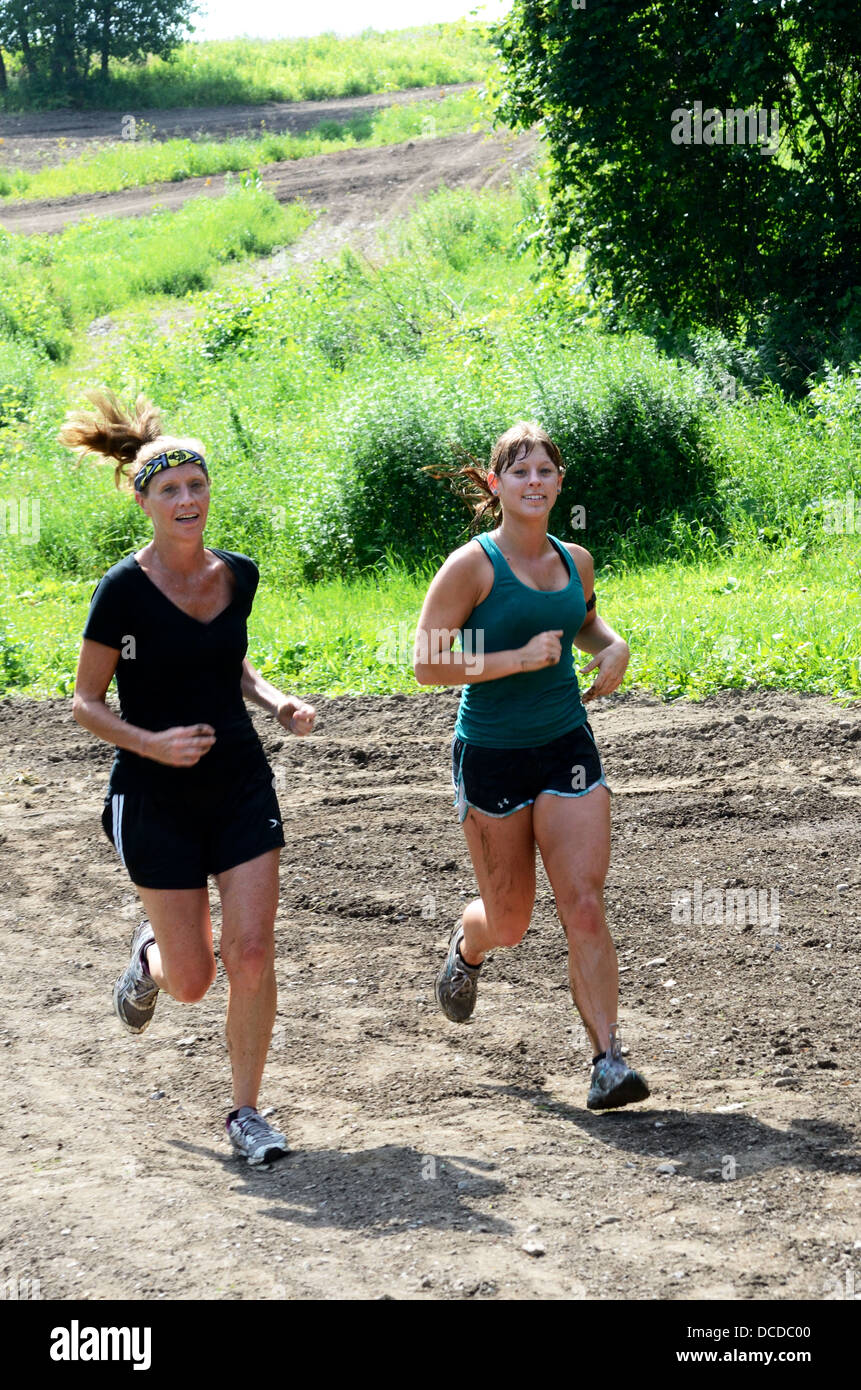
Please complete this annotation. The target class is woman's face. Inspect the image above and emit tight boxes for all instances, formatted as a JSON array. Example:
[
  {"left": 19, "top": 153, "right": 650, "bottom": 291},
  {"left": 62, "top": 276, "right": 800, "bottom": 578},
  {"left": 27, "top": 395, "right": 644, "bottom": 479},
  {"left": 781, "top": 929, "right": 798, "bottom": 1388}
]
[
  {"left": 137, "top": 463, "right": 210, "bottom": 540},
  {"left": 488, "top": 443, "right": 562, "bottom": 520}
]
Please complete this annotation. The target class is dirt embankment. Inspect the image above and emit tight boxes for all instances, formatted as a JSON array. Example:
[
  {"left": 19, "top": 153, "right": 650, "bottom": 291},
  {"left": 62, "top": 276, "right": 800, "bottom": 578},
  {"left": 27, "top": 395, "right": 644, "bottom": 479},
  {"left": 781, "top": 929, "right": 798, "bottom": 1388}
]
[{"left": 0, "top": 84, "right": 537, "bottom": 244}]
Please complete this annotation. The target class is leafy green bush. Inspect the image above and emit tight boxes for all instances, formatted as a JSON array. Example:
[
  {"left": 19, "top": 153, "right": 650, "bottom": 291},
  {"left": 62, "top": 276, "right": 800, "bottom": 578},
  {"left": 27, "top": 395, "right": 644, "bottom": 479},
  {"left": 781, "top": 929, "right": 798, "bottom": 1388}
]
[
  {"left": 0, "top": 189, "right": 311, "bottom": 357},
  {"left": 337, "top": 354, "right": 718, "bottom": 569},
  {"left": 338, "top": 383, "right": 483, "bottom": 568},
  {"left": 0, "top": 335, "right": 42, "bottom": 425},
  {"left": 534, "top": 367, "right": 718, "bottom": 539}
]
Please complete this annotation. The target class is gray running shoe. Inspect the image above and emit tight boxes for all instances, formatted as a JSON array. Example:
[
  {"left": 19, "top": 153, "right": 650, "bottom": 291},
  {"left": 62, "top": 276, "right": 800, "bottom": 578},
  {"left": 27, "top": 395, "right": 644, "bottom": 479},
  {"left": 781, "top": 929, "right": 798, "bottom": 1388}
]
[
  {"left": 587, "top": 1026, "right": 650, "bottom": 1110},
  {"left": 112, "top": 920, "right": 159, "bottom": 1035},
  {"left": 435, "top": 923, "right": 482, "bottom": 1023},
  {"left": 227, "top": 1107, "right": 289, "bottom": 1166}
]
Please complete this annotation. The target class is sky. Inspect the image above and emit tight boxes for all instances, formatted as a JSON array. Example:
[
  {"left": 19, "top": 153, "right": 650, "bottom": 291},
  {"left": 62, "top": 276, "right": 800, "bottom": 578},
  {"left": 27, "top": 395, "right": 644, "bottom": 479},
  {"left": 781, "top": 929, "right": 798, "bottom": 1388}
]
[{"left": 192, "top": 1, "right": 512, "bottom": 41}]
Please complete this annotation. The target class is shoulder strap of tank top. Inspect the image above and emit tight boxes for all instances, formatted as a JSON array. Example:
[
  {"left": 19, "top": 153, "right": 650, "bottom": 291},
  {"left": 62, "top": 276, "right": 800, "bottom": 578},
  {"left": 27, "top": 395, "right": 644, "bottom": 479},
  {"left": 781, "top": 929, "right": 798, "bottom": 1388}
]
[
  {"left": 547, "top": 533, "right": 577, "bottom": 581},
  {"left": 474, "top": 531, "right": 506, "bottom": 574}
]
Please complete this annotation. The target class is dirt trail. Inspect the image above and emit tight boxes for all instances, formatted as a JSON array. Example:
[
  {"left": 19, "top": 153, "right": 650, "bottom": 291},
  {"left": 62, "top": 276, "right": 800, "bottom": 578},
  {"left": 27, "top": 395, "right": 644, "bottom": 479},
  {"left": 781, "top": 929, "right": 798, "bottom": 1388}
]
[
  {"left": 0, "top": 83, "right": 477, "bottom": 168},
  {"left": 0, "top": 80, "right": 537, "bottom": 248},
  {"left": 0, "top": 128, "right": 537, "bottom": 242},
  {"left": 1, "top": 689, "right": 859, "bottom": 1301}
]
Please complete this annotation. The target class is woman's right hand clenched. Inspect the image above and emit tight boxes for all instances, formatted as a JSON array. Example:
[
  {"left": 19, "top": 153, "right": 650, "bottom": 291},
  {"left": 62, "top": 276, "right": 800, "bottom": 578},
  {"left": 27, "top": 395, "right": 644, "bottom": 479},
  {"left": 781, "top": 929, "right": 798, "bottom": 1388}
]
[
  {"left": 518, "top": 630, "right": 563, "bottom": 671},
  {"left": 145, "top": 724, "right": 216, "bottom": 766}
]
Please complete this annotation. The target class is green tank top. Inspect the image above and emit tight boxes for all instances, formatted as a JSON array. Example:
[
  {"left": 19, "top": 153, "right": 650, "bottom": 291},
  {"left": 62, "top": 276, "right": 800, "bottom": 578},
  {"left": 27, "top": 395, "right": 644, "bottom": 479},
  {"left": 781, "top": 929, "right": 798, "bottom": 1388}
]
[{"left": 454, "top": 532, "right": 588, "bottom": 748}]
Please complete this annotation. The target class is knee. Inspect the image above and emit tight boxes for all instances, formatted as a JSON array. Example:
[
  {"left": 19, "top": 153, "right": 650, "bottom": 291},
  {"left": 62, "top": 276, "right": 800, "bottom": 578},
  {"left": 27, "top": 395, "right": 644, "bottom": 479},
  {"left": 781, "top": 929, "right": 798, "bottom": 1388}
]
[
  {"left": 221, "top": 935, "right": 274, "bottom": 988},
  {"left": 558, "top": 886, "right": 605, "bottom": 938},
  {"left": 487, "top": 913, "right": 531, "bottom": 949},
  {"left": 168, "top": 958, "right": 216, "bottom": 1004}
]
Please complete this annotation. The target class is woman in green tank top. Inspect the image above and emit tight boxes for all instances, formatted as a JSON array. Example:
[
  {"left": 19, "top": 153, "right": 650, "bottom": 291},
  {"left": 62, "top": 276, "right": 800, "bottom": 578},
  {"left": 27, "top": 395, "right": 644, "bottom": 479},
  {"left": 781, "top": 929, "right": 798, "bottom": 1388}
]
[{"left": 415, "top": 421, "right": 650, "bottom": 1112}]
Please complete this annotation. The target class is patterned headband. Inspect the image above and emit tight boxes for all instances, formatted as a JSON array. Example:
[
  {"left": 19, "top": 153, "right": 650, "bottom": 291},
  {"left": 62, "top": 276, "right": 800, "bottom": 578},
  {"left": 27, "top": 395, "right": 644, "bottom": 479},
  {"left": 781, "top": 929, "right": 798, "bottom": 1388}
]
[{"left": 134, "top": 447, "right": 209, "bottom": 493}]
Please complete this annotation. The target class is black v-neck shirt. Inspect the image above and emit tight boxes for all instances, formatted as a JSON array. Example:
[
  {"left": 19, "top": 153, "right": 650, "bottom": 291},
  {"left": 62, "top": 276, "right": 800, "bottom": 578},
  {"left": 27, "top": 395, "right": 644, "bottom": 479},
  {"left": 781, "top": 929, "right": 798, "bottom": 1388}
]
[{"left": 83, "top": 548, "right": 268, "bottom": 799}]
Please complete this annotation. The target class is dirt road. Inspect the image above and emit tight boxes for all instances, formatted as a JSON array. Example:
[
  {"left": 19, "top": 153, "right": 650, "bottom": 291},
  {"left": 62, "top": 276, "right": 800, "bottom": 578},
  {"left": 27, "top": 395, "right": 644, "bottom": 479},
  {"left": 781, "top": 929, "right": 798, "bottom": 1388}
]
[
  {"left": 0, "top": 127, "right": 537, "bottom": 241},
  {"left": 0, "top": 80, "right": 537, "bottom": 247},
  {"left": 0, "top": 83, "right": 477, "bottom": 170},
  {"left": 1, "top": 689, "right": 859, "bottom": 1301}
]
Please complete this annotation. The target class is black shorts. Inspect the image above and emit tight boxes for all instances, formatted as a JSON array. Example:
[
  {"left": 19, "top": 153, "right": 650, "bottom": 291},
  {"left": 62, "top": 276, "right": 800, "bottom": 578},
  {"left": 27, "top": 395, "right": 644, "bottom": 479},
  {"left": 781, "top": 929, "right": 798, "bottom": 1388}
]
[
  {"left": 101, "top": 764, "right": 285, "bottom": 890},
  {"left": 451, "top": 722, "right": 608, "bottom": 824}
]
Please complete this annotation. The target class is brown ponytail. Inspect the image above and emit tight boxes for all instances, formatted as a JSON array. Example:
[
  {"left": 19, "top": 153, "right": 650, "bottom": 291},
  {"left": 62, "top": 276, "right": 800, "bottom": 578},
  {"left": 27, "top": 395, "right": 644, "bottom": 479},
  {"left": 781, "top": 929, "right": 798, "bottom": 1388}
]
[
  {"left": 428, "top": 420, "right": 564, "bottom": 531},
  {"left": 58, "top": 390, "right": 205, "bottom": 494}
]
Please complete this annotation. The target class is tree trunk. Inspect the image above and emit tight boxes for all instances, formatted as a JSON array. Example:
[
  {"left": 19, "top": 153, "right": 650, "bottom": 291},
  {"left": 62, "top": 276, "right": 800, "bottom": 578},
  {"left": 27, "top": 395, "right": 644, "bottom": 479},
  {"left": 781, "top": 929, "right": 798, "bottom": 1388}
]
[
  {"left": 18, "top": 25, "right": 38, "bottom": 81},
  {"left": 101, "top": 2, "right": 112, "bottom": 79},
  {"left": 53, "top": 7, "right": 79, "bottom": 92},
  {"left": 0, "top": 48, "right": 7, "bottom": 93}
]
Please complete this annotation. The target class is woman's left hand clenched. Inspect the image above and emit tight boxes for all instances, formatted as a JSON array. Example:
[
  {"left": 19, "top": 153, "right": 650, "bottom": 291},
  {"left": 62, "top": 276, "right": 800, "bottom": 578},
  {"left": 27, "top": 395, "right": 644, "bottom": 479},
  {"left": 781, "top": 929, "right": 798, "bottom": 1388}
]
[
  {"left": 580, "top": 640, "right": 630, "bottom": 703},
  {"left": 277, "top": 698, "right": 317, "bottom": 736}
]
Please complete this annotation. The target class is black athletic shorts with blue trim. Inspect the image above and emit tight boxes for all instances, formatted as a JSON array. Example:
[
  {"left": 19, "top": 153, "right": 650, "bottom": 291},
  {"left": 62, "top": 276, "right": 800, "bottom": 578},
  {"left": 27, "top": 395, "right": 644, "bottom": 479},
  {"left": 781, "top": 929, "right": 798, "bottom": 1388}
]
[
  {"left": 101, "top": 761, "right": 285, "bottom": 890},
  {"left": 451, "top": 721, "right": 608, "bottom": 824}
]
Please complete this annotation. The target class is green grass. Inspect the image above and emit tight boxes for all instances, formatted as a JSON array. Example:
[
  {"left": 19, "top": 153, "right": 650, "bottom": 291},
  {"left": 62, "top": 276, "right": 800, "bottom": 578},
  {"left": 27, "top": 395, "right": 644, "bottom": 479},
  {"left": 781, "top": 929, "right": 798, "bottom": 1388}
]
[
  {"left": 0, "top": 91, "right": 490, "bottom": 202},
  {"left": 616, "top": 543, "right": 861, "bottom": 701},
  {"left": 0, "top": 24, "right": 495, "bottom": 112},
  {"left": 2, "top": 544, "right": 858, "bottom": 701},
  {"left": 0, "top": 181, "right": 313, "bottom": 359}
]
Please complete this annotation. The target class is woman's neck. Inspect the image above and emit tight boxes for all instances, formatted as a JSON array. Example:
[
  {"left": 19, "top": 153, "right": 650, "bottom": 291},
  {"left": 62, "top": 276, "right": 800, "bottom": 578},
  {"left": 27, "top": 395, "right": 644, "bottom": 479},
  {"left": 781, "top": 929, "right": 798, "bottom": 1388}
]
[
  {"left": 495, "top": 516, "right": 551, "bottom": 559},
  {"left": 140, "top": 537, "right": 209, "bottom": 579}
]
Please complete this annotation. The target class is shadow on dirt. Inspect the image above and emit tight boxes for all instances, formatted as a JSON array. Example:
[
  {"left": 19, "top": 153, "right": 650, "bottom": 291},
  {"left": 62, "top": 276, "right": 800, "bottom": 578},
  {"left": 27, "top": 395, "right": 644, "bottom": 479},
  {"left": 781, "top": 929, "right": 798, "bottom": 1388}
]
[
  {"left": 167, "top": 1139, "right": 512, "bottom": 1235},
  {"left": 486, "top": 1084, "right": 859, "bottom": 1181}
]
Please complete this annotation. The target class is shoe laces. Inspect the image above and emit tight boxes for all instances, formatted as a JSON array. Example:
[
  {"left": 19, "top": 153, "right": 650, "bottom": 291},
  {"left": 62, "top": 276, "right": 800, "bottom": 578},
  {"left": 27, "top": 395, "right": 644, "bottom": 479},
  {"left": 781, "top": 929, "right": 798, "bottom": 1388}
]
[
  {"left": 233, "top": 1109, "right": 277, "bottom": 1144},
  {"left": 449, "top": 943, "right": 479, "bottom": 997},
  {"left": 128, "top": 958, "right": 157, "bottom": 1002}
]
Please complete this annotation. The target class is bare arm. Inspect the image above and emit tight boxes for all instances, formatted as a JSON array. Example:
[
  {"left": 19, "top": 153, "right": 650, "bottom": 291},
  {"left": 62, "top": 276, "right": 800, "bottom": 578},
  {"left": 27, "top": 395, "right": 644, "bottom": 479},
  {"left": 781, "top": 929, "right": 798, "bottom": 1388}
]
[
  {"left": 73, "top": 638, "right": 155, "bottom": 756},
  {"left": 566, "top": 544, "right": 630, "bottom": 702},
  {"left": 413, "top": 543, "right": 566, "bottom": 686},
  {"left": 241, "top": 658, "right": 316, "bottom": 735}
]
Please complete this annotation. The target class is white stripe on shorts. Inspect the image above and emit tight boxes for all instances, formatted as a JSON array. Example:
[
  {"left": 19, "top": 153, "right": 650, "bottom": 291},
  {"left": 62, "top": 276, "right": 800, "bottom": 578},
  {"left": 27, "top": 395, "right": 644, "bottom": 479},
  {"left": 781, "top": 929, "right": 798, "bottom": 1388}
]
[{"left": 112, "top": 793, "right": 126, "bottom": 867}]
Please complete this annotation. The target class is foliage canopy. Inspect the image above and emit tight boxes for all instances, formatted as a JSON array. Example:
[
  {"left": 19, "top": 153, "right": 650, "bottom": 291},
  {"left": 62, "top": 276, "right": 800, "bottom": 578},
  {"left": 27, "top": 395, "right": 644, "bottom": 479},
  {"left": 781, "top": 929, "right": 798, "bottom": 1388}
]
[
  {"left": 0, "top": 0, "right": 197, "bottom": 96},
  {"left": 494, "top": 0, "right": 861, "bottom": 392}
]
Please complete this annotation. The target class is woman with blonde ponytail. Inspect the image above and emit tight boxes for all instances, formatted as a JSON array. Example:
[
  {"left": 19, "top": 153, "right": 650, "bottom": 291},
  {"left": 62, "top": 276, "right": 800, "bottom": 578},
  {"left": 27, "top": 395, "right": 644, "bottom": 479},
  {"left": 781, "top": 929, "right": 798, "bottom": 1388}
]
[
  {"left": 65, "top": 390, "right": 316, "bottom": 1166},
  {"left": 415, "top": 421, "right": 650, "bottom": 1112}
]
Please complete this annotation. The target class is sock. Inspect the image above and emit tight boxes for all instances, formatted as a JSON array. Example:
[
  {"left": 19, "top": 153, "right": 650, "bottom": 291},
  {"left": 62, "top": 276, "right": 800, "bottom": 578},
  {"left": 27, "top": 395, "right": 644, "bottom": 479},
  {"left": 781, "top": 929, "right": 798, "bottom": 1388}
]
[
  {"left": 592, "top": 1052, "right": 606, "bottom": 1066},
  {"left": 227, "top": 1106, "right": 256, "bottom": 1124},
  {"left": 456, "top": 944, "right": 483, "bottom": 971}
]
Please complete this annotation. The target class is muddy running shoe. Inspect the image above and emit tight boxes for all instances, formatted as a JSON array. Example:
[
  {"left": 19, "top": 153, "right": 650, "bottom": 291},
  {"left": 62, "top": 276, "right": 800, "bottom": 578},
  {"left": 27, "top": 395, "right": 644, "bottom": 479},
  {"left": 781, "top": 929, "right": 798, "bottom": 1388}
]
[
  {"left": 227, "top": 1107, "right": 289, "bottom": 1167},
  {"left": 435, "top": 923, "right": 483, "bottom": 1023},
  {"left": 587, "top": 1026, "right": 650, "bottom": 1111},
  {"left": 112, "top": 920, "right": 159, "bottom": 1035}
]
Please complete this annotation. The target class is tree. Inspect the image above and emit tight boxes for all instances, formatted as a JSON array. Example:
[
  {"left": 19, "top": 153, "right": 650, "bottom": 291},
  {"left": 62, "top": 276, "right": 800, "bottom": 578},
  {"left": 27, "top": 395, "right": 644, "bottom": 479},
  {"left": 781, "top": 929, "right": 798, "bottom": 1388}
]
[
  {"left": 494, "top": 0, "right": 861, "bottom": 391},
  {"left": 0, "top": 0, "right": 199, "bottom": 98},
  {"left": 88, "top": 1, "right": 200, "bottom": 79}
]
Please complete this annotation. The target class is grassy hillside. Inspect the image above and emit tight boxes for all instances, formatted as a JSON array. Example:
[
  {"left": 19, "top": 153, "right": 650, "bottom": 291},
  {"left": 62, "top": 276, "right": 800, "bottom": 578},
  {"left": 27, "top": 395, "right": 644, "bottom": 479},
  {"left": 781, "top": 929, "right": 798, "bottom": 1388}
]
[
  {"left": 0, "top": 24, "right": 495, "bottom": 112},
  {"left": 0, "top": 179, "right": 858, "bottom": 702},
  {"left": 0, "top": 91, "right": 489, "bottom": 200}
]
